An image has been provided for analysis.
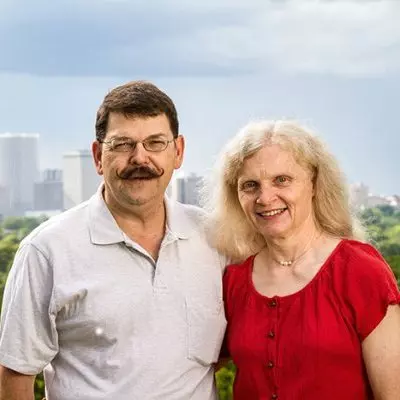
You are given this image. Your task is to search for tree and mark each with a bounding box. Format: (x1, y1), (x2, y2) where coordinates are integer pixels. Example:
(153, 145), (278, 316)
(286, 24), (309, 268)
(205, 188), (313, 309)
(0, 236), (19, 274)
(216, 361), (236, 400)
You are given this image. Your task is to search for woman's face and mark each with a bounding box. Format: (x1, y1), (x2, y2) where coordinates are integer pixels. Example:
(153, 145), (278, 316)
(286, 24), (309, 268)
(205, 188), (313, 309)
(237, 144), (315, 241)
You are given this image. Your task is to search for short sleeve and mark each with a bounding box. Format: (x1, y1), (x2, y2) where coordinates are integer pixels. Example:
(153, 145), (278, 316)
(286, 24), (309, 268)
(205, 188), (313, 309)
(219, 267), (235, 359)
(0, 243), (59, 374)
(341, 243), (400, 341)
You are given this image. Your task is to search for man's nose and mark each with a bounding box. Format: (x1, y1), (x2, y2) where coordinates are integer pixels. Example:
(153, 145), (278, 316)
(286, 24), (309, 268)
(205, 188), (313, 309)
(128, 142), (149, 164)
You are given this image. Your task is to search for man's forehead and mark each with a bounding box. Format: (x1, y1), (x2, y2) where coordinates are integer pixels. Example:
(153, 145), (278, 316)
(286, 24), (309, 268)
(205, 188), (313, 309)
(106, 113), (172, 139)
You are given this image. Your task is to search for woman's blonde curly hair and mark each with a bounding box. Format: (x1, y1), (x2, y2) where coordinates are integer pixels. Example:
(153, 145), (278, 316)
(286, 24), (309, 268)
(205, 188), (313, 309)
(201, 120), (365, 262)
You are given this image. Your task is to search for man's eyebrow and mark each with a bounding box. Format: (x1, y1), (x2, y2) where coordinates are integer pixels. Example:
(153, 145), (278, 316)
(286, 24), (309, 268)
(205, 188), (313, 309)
(144, 133), (169, 139)
(108, 132), (169, 140)
(109, 135), (130, 140)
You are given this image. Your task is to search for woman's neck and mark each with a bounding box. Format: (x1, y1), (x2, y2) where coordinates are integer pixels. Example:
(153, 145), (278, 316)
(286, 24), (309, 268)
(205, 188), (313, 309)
(263, 219), (322, 267)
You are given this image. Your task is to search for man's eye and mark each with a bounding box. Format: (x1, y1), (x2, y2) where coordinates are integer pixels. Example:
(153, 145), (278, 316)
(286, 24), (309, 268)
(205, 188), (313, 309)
(145, 139), (166, 150)
(113, 142), (133, 151)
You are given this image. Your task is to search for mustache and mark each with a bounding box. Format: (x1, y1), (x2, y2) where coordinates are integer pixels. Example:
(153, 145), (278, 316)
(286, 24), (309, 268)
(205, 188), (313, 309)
(117, 165), (163, 180)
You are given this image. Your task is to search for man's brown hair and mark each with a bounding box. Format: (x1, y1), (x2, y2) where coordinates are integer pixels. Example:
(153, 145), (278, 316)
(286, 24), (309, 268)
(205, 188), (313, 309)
(95, 80), (179, 142)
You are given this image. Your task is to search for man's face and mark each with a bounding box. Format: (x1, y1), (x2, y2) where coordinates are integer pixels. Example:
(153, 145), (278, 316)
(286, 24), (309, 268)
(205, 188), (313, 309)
(92, 112), (184, 210)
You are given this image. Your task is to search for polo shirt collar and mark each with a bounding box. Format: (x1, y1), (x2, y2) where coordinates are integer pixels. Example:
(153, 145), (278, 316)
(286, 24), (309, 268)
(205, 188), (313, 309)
(88, 184), (125, 245)
(88, 184), (193, 245)
(164, 195), (192, 240)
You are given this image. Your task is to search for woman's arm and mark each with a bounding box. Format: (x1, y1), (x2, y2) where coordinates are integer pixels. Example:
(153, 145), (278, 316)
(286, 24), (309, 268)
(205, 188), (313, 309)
(363, 304), (400, 400)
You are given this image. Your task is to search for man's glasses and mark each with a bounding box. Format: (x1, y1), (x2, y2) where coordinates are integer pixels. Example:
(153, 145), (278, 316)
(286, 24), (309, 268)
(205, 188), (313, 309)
(100, 137), (175, 153)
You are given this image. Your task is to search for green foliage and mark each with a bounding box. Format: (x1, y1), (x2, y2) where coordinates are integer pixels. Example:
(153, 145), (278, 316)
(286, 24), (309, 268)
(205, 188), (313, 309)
(385, 255), (400, 280)
(2, 216), (44, 231)
(0, 272), (7, 312)
(360, 205), (400, 271)
(0, 237), (19, 274)
(34, 373), (45, 400)
(216, 361), (236, 400)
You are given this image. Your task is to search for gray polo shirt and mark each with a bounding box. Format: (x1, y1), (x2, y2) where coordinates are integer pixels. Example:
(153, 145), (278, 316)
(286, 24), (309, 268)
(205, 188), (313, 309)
(0, 186), (227, 400)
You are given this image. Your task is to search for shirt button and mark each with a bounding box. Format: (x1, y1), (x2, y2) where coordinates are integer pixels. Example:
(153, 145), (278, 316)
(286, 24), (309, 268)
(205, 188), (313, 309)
(271, 394), (278, 400)
(269, 299), (277, 307)
(267, 361), (275, 368)
(267, 330), (275, 338)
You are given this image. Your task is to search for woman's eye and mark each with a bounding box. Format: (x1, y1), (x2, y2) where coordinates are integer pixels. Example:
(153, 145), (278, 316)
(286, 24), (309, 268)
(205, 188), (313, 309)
(275, 176), (290, 184)
(240, 181), (258, 191)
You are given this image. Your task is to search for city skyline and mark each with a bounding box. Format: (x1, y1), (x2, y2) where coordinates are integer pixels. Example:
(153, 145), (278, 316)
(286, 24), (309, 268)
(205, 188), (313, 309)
(2, 130), (399, 199)
(1, 129), (399, 199)
(1, 1), (399, 194)
(0, 131), (398, 218)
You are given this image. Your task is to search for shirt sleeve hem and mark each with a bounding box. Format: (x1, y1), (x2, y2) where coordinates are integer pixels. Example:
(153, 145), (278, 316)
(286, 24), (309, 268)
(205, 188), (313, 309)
(360, 296), (400, 341)
(0, 352), (44, 375)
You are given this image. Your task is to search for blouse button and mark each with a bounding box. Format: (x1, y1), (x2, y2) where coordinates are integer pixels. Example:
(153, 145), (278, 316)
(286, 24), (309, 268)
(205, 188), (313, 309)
(267, 330), (275, 338)
(267, 361), (275, 368)
(269, 299), (277, 307)
(271, 394), (278, 400)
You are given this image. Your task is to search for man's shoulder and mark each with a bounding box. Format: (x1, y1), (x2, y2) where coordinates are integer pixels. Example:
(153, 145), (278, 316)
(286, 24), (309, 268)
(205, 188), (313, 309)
(22, 201), (90, 247)
(176, 201), (207, 221)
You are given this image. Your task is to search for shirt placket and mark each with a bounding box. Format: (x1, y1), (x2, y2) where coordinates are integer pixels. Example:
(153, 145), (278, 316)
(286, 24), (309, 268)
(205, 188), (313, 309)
(265, 296), (280, 400)
(153, 231), (178, 294)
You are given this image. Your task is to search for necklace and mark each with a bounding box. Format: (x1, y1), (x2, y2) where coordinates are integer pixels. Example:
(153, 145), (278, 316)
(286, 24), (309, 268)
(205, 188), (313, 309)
(273, 231), (322, 267)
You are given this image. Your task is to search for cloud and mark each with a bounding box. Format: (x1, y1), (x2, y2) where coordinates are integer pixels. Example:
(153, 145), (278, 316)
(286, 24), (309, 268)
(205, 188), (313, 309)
(0, 0), (399, 78)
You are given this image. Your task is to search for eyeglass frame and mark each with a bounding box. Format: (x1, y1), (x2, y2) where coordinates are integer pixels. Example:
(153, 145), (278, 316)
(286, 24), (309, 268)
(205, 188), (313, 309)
(99, 136), (176, 153)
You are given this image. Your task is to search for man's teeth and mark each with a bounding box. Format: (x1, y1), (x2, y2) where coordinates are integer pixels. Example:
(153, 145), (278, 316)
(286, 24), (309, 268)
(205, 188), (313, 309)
(260, 208), (286, 217)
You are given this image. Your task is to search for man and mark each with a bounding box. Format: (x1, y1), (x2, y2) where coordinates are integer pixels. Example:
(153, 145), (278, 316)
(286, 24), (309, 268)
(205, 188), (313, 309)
(0, 81), (227, 400)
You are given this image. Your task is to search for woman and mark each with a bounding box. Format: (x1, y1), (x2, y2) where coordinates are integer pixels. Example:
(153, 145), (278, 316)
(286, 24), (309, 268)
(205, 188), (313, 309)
(203, 120), (400, 399)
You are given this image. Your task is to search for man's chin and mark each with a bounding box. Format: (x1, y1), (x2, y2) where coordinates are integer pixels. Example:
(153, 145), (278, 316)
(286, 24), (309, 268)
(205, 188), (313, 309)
(125, 191), (157, 207)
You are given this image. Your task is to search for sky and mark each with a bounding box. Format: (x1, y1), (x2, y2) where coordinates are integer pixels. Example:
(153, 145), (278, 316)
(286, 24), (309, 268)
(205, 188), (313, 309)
(0, 0), (399, 195)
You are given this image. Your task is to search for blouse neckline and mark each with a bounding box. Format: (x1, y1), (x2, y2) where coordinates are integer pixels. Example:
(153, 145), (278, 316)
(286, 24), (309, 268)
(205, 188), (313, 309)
(247, 238), (346, 302)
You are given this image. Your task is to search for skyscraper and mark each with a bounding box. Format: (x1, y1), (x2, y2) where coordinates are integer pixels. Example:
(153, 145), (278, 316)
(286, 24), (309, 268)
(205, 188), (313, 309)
(170, 173), (202, 206)
(62, 150), (102, 209)
(0, 133), (40, 215)
(34, 169), (63, 212)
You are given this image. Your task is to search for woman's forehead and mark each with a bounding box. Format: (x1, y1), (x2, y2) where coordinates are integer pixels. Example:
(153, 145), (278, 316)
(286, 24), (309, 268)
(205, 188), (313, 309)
(240, 145), (308, 174)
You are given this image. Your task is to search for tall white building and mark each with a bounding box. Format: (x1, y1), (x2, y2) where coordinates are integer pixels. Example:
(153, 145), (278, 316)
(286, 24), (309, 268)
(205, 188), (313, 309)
(63, 150), (102, 209)
(34, 169), (63, 212)
(349, 182), (369, 209)
(0, 133), (40, 215)
(170, 173), (202, 206)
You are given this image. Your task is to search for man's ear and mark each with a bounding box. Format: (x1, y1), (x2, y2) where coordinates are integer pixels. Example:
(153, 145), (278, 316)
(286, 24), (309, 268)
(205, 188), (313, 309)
(174, 135), (185, 170)
(92, 141), (104, 175)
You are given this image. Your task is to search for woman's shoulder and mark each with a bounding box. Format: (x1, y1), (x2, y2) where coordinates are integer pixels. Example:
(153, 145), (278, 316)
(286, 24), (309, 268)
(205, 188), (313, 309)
(331, 239), (400, 340)
(225, 255), (254, 274)
(337, 238), (383, 258)
(334, 239), (388, 273)
(223, 255), (254, 287)
(331, 238), (397, 291)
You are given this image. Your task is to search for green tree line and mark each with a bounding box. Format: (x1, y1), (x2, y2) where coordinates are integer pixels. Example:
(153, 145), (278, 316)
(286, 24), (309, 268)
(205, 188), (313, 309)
(0, 205), (399, 399)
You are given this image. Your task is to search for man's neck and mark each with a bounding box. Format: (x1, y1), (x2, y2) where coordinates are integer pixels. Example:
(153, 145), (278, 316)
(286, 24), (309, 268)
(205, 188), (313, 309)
(105, 195), (167, 260)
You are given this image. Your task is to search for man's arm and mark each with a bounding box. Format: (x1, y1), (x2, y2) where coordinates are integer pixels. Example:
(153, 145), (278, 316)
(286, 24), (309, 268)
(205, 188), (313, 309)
(0, 243), (58, 400)
(0, 366), (35, 400)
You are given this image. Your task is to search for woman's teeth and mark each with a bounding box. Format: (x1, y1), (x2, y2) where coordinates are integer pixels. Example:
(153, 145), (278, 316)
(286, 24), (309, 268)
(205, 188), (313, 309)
(260, 208), (286, 217)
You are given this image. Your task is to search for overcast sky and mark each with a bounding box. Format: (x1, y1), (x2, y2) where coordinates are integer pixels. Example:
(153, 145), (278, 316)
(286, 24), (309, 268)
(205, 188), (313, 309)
(1, 0), (399, 194)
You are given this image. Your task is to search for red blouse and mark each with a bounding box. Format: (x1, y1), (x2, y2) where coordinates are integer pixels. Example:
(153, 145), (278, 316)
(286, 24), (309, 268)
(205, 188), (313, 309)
(223, 240), (400, 400)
